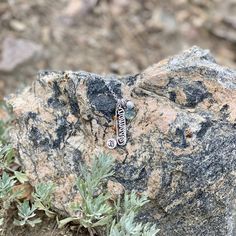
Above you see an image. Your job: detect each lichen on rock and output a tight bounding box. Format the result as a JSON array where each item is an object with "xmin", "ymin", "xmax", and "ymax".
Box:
[{"xmin": 9, "ymin": 46, "xmax": 236, "ymax": 235}]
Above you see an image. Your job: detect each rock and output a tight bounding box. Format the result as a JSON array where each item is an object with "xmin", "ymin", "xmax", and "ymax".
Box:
[
  {"xmin": 0, "ymin": 37, "xmax": 42, "ymax": 72},
  {"xmin": 146, "ymin": 8, "xmax": 177, "ymax": 33},
  {"xmin": 63, "ymin": 0, "xmax": 98, "ymax": 17},
  {"xmin": 109, "ymin": 0, "xmax": 131, "ymax": 15},
  {"xmin": 9, "ymin": 20, "xmax": 26, "ymax": 32},
  {"xmin": 206, "ymin": 0, "xmax": 236, "ymax": 43},
  {"xmin": 9, "ymin": 47, "xmax": 236, "ymax": 235}
]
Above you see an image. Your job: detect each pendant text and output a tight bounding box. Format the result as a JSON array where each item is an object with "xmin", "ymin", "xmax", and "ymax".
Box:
[{"xmin": 116, "ymin": 103, "xmax": 127, "ymax": 146}]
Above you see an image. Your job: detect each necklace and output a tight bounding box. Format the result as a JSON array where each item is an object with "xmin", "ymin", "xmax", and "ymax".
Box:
[
  {"xmin": 105, "ymin": 81, "xmax": 135, "ymax": 149},
  {"xmin": 116, "ymin": 100, "xmax": 127, "ymax": 146}
]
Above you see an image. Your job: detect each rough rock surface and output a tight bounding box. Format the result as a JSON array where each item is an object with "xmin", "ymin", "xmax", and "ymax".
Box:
[{"xmin": 9, "ymin": 47, "xmax": 236, "ymax": 236}]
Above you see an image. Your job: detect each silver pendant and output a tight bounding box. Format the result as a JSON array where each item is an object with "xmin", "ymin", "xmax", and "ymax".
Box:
[
  {"xmin": 116, "ymin": 101, "xmax": 127, "ymax": 146},
  {"xmin": 126, "ymin": 100, "xmax": 134, "ymax": 109},
  {"xmin": 107, "ymin": 138, "xmax": 117, "ymax": 149}
]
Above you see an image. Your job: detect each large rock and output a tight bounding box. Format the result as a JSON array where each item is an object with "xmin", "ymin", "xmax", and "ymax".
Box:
[{"xmin": 9, "ymin": 47, "xmax": 236, "ymax": 235}]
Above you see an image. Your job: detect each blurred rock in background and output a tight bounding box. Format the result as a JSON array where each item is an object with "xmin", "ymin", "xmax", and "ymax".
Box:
[{"xmin": 0, "ymin": 0, "xmax": 236, "ymax": 97}]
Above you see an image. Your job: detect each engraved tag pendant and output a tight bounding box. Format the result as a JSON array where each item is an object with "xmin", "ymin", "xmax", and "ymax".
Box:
[{"xmin": 116, "ymin": 102, "xmax": 127, "ymax": 146}]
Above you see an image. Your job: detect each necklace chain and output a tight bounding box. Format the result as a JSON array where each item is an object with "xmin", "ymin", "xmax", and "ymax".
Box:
[
  {"xmin": 105, "ymin": 81, "xmax": 127, "ymax": 106},
  {"xmin": 105, "ymin": 80, "xmax": 119, "ymax": 101},
  {"xmin": 105, "ymin": 80, "xmax": 127, "ymax": 148}
]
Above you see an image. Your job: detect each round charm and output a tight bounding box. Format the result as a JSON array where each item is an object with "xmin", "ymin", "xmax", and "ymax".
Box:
[
  {"xmin": 126, "ymin": 100, "xmax": 134, "ymax": 109},
  {"xmin": 125, "ymin": 109, "xmax": 136, "ymax": 120},
  {"xmin": 107, "ymin": 138, "xmax": 117, "ymax": 149}
]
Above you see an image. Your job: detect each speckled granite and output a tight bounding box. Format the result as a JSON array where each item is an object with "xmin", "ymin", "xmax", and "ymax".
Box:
[{"xmin": 9, "ymin": 47, "xmax": 236, "ymax": 235}]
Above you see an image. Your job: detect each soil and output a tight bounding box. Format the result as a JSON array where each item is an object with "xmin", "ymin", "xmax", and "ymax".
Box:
[{"xmin": 0, "ymin": 0, "xmax": 235, "ymax": 235}]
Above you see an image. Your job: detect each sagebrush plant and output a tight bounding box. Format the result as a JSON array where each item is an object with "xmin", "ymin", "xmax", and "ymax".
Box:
[
  {"xmin": 0, "ymin": 171, "xmax": 17, "ymax": 223},
  {"xmin": 0, "ymin": 103, "xmax": 15, "ymax": 174},
  {"xmin": 0, "ymin": 144, "xmax": 14, "ymax": 173},
  {"xmin": 32, "ymin": 182, "xmax": 55, "ymax": 217},
  {"xmin": 109, "ymin": 211, "xmax": 159, "ymax": 236},
  {"xmin": 13, "ymin": 200, "xmax": 42, "ymax": 227},
  {"xmin": 12, "ymin": 181, "xmax": 55, "ymax": 227},
  {"xmin": 58, "ymin": 154, "xmax": 114, "ymax": 231},
  {"xmin": 0, "ymin": 102, "xmax": 13, "ymax": 145},
  {"xmin": 0, "ymin": 172, "xmax": 17, "ymax": 199},
  {"xmin": 0, "ymin": 172, "xmax": 18, "ymax": 233},
  {"xmin": 109, "ymin": 191, "xmax": 159, "ymax": 236},
  {"xmin": 0, "ymin": 104, "xmax": 18, "ymax": 231},
  {"xmin": 59, "ymin": 154, "xmax": 159, "ymax": 236},
  {"xmin": 0, "ymin": 146, "xmax": 55, "ymax": 229},
  {"xmin": 0, "ymin": 102, "xmax": 56, "ymax": 231}
]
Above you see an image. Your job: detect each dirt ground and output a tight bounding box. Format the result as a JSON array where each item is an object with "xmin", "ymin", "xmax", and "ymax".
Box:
[{"xmin": 0, "ymin": 0, "xmax": 236, "ymax": 235}]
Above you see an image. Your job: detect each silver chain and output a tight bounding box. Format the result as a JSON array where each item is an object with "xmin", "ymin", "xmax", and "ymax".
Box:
[
  {"xmin": 106, "ymin": 81, "xmax": 119, "ymax": 101},
  {"xmin": 105, "ymin": 80, "xmax": 126, "ymax": 107}
]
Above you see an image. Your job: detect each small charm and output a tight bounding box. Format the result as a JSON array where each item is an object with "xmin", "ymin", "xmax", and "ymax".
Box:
[
  {"xmin": 116, "ymin": 101, "xmax": 127, "ymax": 146},
  {"xmin": 125, "ymin": 100, "xmax": 136, "ymax": 120},
  {"xmin": 126, "ymin": 100, "xmax": 134, "ymax": 109},
  {"xmin": 107, "ymin": 138, "xmax": 117, "ymax": 149},
  {"xmin": 125, "ymin": 109, "xmax": 136, "ymax": 120}
]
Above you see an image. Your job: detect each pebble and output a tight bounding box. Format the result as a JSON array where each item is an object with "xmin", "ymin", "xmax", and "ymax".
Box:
[
  {"xmin": 9, "ymin": 20, "xmax": 26, "ymax": 32},
  {"xmin": 0, "ymin": 36, "xmax": 42, "ymax": 72}
]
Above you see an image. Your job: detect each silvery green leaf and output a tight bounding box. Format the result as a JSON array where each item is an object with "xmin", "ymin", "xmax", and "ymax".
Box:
[
  {"xmin": 15, "ymin": 201, "xmax": 41, "ymax": 227},
  {"xmin": 58, "ymin": 217, "xmax": 78, "ymax": 228},
  {"xmin": 14, "ymin": 171, "xmax": 29, "ymax": 184},
  {"xmin": 123, "ymin": 191, "xmax": 149, "ymax": 214},
  {"xmin": 33, "ymin": 182, "xmax": 54, "ymax": 204},
  {"xmin": 142, "ymin": 223, "xmax": 160, "ymax": 236},
  {"xmin": 13, "ymin": 219, "xmax": 26, "ymax": 226},
  {"xmin": 92, "ymin": 215, "xmax": 112, "ymax": 227},
  {"xmin": 27, "ymin": 218, "xmax": 42, "ymax": 227},
  {"xmin": 0, "ymin": 172, "xmax": 16, "ymax": 198}
]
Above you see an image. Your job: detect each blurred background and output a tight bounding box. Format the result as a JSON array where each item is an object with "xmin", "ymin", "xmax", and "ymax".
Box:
[{"xmin": 0, "ymin": 0, "xmax": 236, "ymax": 99}]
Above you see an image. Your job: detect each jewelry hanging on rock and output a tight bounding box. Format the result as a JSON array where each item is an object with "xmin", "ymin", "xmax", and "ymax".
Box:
[
  {"xmin": 125, "ymin": 101, "xmax": 135, "ymax": 120},
  {"xmin": 107, "ymin": 138, "xmax": 117, "ymax": 149},
  {"xmin": 105, "ymin": 81, "xmax": 136, "ymax": 149},
  {"xmin": 116, "ymin": 99, "xmax": 127, "ymax": 146}
]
